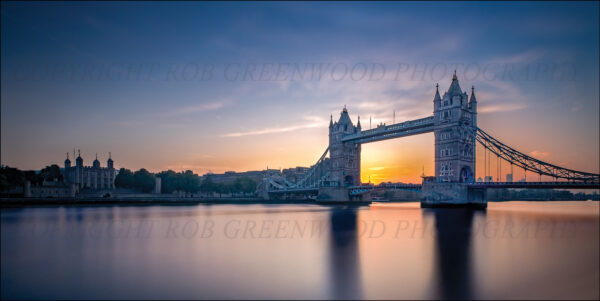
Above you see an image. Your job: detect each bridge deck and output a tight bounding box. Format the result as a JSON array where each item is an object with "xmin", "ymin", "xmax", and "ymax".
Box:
[
  {"xmin": 468, "ymin": 182, "xmax": 600, "ymax": 189},
  {"xmin": 342, "ymin": 116, "xmax": 434, "ymax": 144},
  {"xmin": 273, "ymin": 182, "xmax": 598, "ymax": 194},
  {"xmin": 269, "ymin": 187, "xmax": 319, "ymax": 194}
]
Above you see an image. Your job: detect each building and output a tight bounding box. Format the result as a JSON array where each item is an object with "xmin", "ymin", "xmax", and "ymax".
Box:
[
  {"xmin": 328, "ymin": 106, "xmax": 361, "ymax": 186},
  {"xmin": 506, "ymin": 173, "xmax": 513, "ymax": 182},
  {"xmin": 62, "ymin": 150, "xmax": 116, "ymax": 191},
  {"xmin": 25, "ymin": 179, "xmax": 77, "ymax": 198},
  {"xmin": 208, "ymin": 169, "xmax": 278, "ymax": 185},
  {"xmin": 281, "ymin": 167, "xmax": 310, "ymax": 183},
  {"xmin": 433, "ymin": 71, "xmax": 477, "ymax": 182}
]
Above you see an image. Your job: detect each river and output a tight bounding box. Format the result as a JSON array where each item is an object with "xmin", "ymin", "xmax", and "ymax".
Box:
[{"xmin": 1, "ymin": 201, "xmax": 598, "ymax": 299}]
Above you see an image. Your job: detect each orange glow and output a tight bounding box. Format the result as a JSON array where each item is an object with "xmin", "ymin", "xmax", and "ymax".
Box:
[{"xmin": 360, "ymin": 133, "xmax": 435, "ymax": 184}]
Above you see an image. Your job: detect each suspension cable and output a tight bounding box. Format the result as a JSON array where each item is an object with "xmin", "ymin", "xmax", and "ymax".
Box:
[{"xmin": 476, "ymin": 127, "xmax": 599, "ymax": 182}]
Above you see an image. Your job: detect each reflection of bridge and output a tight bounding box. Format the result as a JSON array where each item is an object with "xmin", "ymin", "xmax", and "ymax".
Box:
[{"xmin": 259, "ymin": 73, "xmax": 599, "ymax": 207}]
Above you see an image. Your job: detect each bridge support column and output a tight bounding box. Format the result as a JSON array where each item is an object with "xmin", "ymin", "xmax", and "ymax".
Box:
[
  {"xmin": 317, "ymin": 187, "xmax": 350, "ymax": 203},
  {"xmin": 421, "ymin": 182, "xmax": 486, "ymax": 209},
  {"xmin": 350, "ymin": 191, "xmax": 372, "ymax": 203},
  {"xmin": 258, "ymin": 189, "xmax": 270, "ymax": 201}
]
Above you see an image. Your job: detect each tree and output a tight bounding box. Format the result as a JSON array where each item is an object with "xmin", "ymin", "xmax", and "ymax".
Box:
[
  {"xmin": 115, "ymin": 168, "xmax": 135, "ymax": 189},
  {"xmin": 200, "ymin": 175, "xmax": 217, "ymax": 196},
  {"xmin": 24, "ymin": 170, "xmax": 43, "ymax": 186},
  {"xmin": 182, "ymin": 170, "xmax": 200, "ymax": 193},
  {"xmin": 232, "ymin": 178, "xmax": 243, "ymax": 195},
  {"xmin": 0, "ymin": 166, "xmax": 25, "ymax": 187},
  {"xmin": 133, "ymin": 168, "xmax": 155, "ymax": 193},
  {"xmin": 39, "ymin": 164, "xmax": 63, "ymax": 182},
  {"xmin": 239, "ymin": 177, "xmax": 257, "ymax": 194},
  {"xmin": 0, "ymin": 174, "xmax": 9, "ymax": 191},
  {"xmin": 157, "ymin": 170, "xmax": 201, "ymax": 194},
  {"xmin": 157, "ymin": 170, "xmax": 177, "ymax": 193},
  {"xmin": 216, "ymin": 182, "xmax": 230, "ymax": 197}
]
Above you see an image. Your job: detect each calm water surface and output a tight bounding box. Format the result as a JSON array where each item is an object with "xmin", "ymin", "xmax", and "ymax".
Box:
[{"xmin": 2, "ymin": 201, "xmax": 599, "ymax": 299}]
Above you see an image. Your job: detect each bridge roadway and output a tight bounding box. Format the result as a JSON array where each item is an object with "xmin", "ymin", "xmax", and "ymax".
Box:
[
  {"xmin": 468, "ymin": 181, "xmax": 600, "ymax": 189},
  {"xmin": 342, "ymin": 116, "xmax": 434, "ymax": 144},
  {"xmin": 269, "ymin": 187, "xmax": 319, "ymax": 194},
  {"xmin": 347, "ymin": 181, "xmax": 599, "ymax": 196}
]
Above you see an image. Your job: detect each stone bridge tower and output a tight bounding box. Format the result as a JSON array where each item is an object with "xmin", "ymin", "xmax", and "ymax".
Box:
[
  {"xmin": 433, "ymin": 72, "xmax": 477, "ymax": 183},
  {"xmin": 329, "ymin": 106, "xmax": 361, "ymax": 187}
]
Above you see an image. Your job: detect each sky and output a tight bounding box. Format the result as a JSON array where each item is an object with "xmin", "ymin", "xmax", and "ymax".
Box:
[{"xmin": 1, "ymin": 1, "xmax": 599, "ymax": 184}]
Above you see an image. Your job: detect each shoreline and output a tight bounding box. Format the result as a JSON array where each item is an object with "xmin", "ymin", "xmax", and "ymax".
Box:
[
  {"xmin": 0, "ymin": 197, "xmax": 317, "ymax": 208},
  {"xmin": 1, "ymin": 197, "xmax": 597, "ymax": 208}
]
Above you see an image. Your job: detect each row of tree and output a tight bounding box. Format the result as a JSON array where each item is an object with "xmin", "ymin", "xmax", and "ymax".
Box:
[
  {"xmin": 199, "ymin": 175, "xmax": 257, "ymax": 196},
  {"xmin": 0, "ymin": 164, "xmax": 64, "ymax": 191},
  {"xmin": 113, "ymin": 168, "xmax": 257, "ymax": 195},
  {"xmin": 113, "ymin": 168, "xmax": 155, "ymax": 193},
  {"xmin": 1, "ymin": 165, "xmax": 258, "ymax": 195}
]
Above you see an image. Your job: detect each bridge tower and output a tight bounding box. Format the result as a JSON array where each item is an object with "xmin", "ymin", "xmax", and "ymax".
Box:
[
  {"xmin": 328, "ymin": 106, "xmax": 361, "ymax": 187},
  {"xmin": 433, "ymin": 72, "xmax": 477, "ymax": 183}
]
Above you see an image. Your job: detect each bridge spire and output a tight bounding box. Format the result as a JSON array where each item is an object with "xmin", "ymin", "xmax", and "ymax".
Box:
[
  {"xmin": 448, "ymin": 71, "xmax": 463, "ymax": 96},
  {"xmin": 469, "ymin": 85, "xmax": 477, "ymax": 112},
  {"xmin": 329, "ymin": 114, "xmax": 333, "ymax": 128},
  {"xmin": 433, "ymin": 83, "xmax": 441, "ymax": 104},
  {"xmin": 469, "ymin": 85, "xmax": 477, "ymax": 103},
  {"xmin": 357, "ymin": 115, "xmax": 361, "ymax": 129}
]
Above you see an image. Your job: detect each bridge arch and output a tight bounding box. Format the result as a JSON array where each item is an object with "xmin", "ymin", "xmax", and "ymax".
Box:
[
  {"xmin": 459, "ymin": 166, "xmax": 474, "ymax": 183},
  {"xmin": 344, "ymin": 175, "xmax": 355, "ymax": 186}
]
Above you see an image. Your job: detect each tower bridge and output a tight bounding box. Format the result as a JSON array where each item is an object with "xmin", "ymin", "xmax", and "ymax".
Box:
[{"xmin": 259, "ymin": 73, "xmax": 600, "ymax": 207}]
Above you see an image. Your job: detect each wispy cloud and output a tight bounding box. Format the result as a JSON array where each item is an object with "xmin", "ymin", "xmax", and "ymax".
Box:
[
  {"xmin": 478, "ymin": 103, "xmax": 528, "ymax": 113},
  {"xmin": 161, "ymin": 99, "xmax": 232, "ymax": 117},
  {"xmin": 529, "ymin": 150, "xmax": 550, "ymax": 159},
  {"xmin": 107, "ymin": 99, "xmax": 232, "ymax": 128},
  {"xmin": 221, "ymin": 116, "xmax": 325, "ymax": 137}
]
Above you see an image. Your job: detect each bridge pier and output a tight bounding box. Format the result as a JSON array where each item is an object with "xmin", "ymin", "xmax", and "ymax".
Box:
[
  {"xmin": 316, "ymin": 187, "xmax": 371, "ymax": 203},
  {"xmin": 421, "ymin": 182, "xmax": 486, "ymax": 209},
  {"xmin": 317, "ymin": 187, "xmax": 350, "ymax": 202}
]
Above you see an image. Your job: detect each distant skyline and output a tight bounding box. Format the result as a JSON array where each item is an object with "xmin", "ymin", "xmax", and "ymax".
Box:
[{"xmin": 1, "ymin": 1, "xmax": 599, "ymax": 184}]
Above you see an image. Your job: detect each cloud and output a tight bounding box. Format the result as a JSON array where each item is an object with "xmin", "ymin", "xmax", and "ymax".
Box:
[
  {"xmin": 571, "ymin": 102, "xmax": 583, "ymax": 112},
  {"xmin": 529, "ymin": 150, "xmax": 550, "ymax": 159},
  {"xmin": 221, "ymin": 116, "xmax": 326, "ymax": 137},
  {"xmin": 478, "ymin": 103, "xmax": 528, "ymax": 113},
  {"xmin": 107, "ymin": 99, "xmax": 232, "ymax": 128},
  {"xmin": 161, "ymin": 99, "xmax": 232, "ymax": 117}
]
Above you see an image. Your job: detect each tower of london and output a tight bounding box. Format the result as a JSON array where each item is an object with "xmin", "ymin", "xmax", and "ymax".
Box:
[{"xmin": 63, "ymin": 150, "xmax": 116, "ymax": 191}]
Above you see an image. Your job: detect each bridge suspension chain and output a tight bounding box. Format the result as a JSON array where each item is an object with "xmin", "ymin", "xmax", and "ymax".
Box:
[{"xmin": 476, "ymin": 127, "xmax": 599, "ymax": 182}]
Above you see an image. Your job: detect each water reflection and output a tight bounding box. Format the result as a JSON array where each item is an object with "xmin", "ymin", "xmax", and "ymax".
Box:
[
  {"xmin": 1, "ymin": 202, "xmax": 597, "ymax": 299},
  {"xmin": 329, "ymin": 207, "xmax": 363, "ymax": 299},
  {"xmin": 425, "ymin": 208, "xmax": 484, "ymax": 300}
]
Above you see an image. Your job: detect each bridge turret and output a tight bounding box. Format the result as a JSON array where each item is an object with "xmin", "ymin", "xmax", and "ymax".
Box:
[
  {"xmin": 469, "ymin": 86, "xmax": 477, "ymax": 108},
  {"xmin": 469, "ymin": 85, "xmax": 478, "ymax": 127}
]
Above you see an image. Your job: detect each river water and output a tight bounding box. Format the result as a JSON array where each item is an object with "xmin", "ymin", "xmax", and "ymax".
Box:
[{"xmin": 1, "ymin": 201, "xmax": 598, "ymax": 299}]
